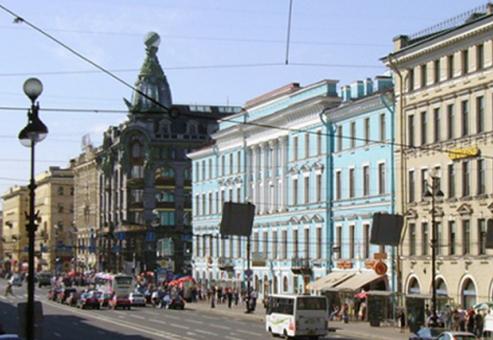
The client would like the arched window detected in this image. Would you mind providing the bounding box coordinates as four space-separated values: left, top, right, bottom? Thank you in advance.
188 121 198 135
156 190 174 203
436 278 448 297
273 276 279 294
154 167 175 179
131 142 143 158
283 276 289 293
408 277 420 295
462 279 477 308
159 119 170 134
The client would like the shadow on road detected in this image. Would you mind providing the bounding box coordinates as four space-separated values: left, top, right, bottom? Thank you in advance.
0 300 152 340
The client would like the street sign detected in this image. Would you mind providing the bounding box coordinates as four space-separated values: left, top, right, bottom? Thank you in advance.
244 269 253 278
146 231 156 242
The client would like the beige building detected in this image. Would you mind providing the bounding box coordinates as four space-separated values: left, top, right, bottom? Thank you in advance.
35 166 74 272
71 144 100 271
2 186 29 272
384 4 493 307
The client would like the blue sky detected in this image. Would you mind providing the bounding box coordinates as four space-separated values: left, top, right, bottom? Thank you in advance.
0 0 487 199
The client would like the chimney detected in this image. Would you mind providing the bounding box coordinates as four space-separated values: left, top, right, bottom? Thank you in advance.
363 78 373 96
393 35 409 51
350 81 364 100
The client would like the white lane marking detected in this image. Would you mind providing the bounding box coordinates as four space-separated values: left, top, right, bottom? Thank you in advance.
208 324 230 330
150 318 167 324
186 319 203 325
194 329 218 336
130 314 145 320
186 332 198 337
54 332 61 338
168 323 188 330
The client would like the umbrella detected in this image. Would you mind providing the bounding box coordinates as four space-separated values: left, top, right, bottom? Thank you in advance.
354 291 368 299
473 302 493 311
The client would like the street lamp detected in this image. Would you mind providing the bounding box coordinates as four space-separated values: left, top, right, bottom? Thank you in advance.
18 77 48 340
423 175 444 327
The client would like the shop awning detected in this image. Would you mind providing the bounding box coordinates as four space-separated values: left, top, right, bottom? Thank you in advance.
333 271 385 291
307 271 355 291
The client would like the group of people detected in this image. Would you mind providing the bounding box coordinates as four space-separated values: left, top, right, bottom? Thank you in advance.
439 306 486 336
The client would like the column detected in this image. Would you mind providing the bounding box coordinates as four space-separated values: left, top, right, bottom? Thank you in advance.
261 142 269 214
278 136 289 211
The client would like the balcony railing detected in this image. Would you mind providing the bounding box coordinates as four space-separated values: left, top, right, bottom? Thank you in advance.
291 257 312 275
252 252 267 267
217 257 234 271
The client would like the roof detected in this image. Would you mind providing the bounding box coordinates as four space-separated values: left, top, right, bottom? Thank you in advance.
331 271 385 292
307 271 355 291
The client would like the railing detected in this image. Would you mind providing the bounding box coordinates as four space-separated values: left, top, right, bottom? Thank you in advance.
217 257 234 270
291 257 312 274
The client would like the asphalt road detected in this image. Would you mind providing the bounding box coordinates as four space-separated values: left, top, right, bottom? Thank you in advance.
0 280 357 340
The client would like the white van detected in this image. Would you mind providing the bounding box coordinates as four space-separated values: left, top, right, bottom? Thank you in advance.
265 294 328 339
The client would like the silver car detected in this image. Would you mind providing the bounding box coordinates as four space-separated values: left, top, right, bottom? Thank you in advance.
129 292 146 307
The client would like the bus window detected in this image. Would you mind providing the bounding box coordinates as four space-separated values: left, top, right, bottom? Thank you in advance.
297 297 327 310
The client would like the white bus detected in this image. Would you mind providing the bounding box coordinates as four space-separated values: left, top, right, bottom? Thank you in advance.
95 273 134 297
266 294 328 339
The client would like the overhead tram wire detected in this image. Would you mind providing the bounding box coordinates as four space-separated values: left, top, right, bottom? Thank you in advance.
0 4 489 162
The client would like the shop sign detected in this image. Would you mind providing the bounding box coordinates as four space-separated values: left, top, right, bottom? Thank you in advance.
448 146 479 160
336 260 353 269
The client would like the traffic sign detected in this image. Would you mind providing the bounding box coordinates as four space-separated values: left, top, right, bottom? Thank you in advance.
244 269 253 278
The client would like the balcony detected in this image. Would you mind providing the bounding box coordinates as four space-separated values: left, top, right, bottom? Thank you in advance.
252 252 267 267
217 257 234 271
291 257 312 275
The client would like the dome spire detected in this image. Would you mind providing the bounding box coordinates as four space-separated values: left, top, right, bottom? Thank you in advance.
124 32 172 113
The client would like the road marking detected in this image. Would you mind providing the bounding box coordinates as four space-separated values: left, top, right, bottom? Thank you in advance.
168 324 188 330
194 329 218 336
150 318 167 324
54 332 61 338
186 319 203 325
130 314 145 320
208 324 230 330
186 332 198 337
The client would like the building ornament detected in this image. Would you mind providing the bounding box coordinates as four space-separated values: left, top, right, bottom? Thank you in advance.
405 208 418 219
457 203 473 216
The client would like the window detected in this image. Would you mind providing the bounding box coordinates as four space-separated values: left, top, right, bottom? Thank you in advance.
57 186 64 195
337 126 343 152
208 193 213 214
436 222 442 256
304 229 310 259
131 165 144 178
477 159 485 195
221 155 225 176
409 223 416 256
422 223 429 256
263 231 268 256
378 163 386 195
462 49 469 74
292 178 298 205
462 161 470 197
447 104 455 140
202 160 206 180
476 96 484 134
449 221 456 255
155 190 174 203
293 229 298 258
336 226 342 256
229 154 233 175
237 151 241 173
305 133 310 158
463 220 470 255
194 195 199 216
363 224 370 259
349 225 355 259
335 171 342 200
202 194 206 215
434 59 440 83
208 159 212 179
349 168 355 198
447 54 454 79
131 142 143 158
408 68 414 91
433 108 440 142
409 170 415 202
214 192 219 213
478 219 487 255
350 122 356 148
477 44 484 70
420 111 427 145
461 100 469 137
237 236 242 258
57 204 64 213
316 130 322 155
408 115 415 147
316 227 322 259
304 176 310 204
363 165 370 196
293 137 298 160
364 118 370 145
282 230 288 259
421 168 428 199
379 113 386 142
420 64 427 88
316 174 322 202
253 232 259 253
195 163 199 181
159 211 175 226
448 164 456 198
272 231 278 259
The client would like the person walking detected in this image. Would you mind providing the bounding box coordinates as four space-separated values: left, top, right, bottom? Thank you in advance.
4 282 14 297
398 308 406 333
227 288 233 308
210 286 216 308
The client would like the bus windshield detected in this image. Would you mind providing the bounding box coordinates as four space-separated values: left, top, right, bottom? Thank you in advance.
114 276 132 286
297 297 327 310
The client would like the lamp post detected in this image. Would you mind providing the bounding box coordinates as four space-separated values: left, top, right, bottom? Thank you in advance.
424 175 444 327
18 77 48 340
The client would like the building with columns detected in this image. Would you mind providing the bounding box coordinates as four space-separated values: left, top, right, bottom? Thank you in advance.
190 80 340 296
383 3 493 307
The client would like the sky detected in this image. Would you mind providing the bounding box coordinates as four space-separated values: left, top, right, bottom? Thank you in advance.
0 0 487 202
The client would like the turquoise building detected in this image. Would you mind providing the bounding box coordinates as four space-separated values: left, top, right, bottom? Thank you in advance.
189 80 341 296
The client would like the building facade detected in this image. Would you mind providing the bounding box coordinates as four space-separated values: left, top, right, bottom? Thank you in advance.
384 3 493 307
190 81 341 296
34 166 75 272
1 186 29 273
96 32 240 274
323 76 395 292
72 144 100 271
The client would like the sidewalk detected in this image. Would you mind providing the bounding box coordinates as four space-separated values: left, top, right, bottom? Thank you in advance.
186 300 411 340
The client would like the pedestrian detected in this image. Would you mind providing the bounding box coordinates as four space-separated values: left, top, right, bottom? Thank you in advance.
398 308 406 333
210 286 216 308
234 289 239 306
4 282 14 297
250 290 257 312
342 304 349 324
474 311 483 337
227 289 233 308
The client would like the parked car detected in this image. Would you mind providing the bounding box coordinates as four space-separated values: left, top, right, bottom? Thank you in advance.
109 295 131 310
97 292 112 308
9 275 22 287
57 288 77 304
64 291 80 306
436 331 477 340
168 295 185 310
129 293 146 307
36 272 52 288
77 292 100 309
409 327 446 340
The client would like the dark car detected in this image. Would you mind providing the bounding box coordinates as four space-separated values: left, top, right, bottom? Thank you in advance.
77 292 100 309
57 288 77 304
97 292 112 308
109 295 131 310
64 290 80 307
36 272 52 288
168 295 185 310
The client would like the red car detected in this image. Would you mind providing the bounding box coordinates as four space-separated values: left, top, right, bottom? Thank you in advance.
109 295 131 310
97 292 112 308
77 292 100 309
